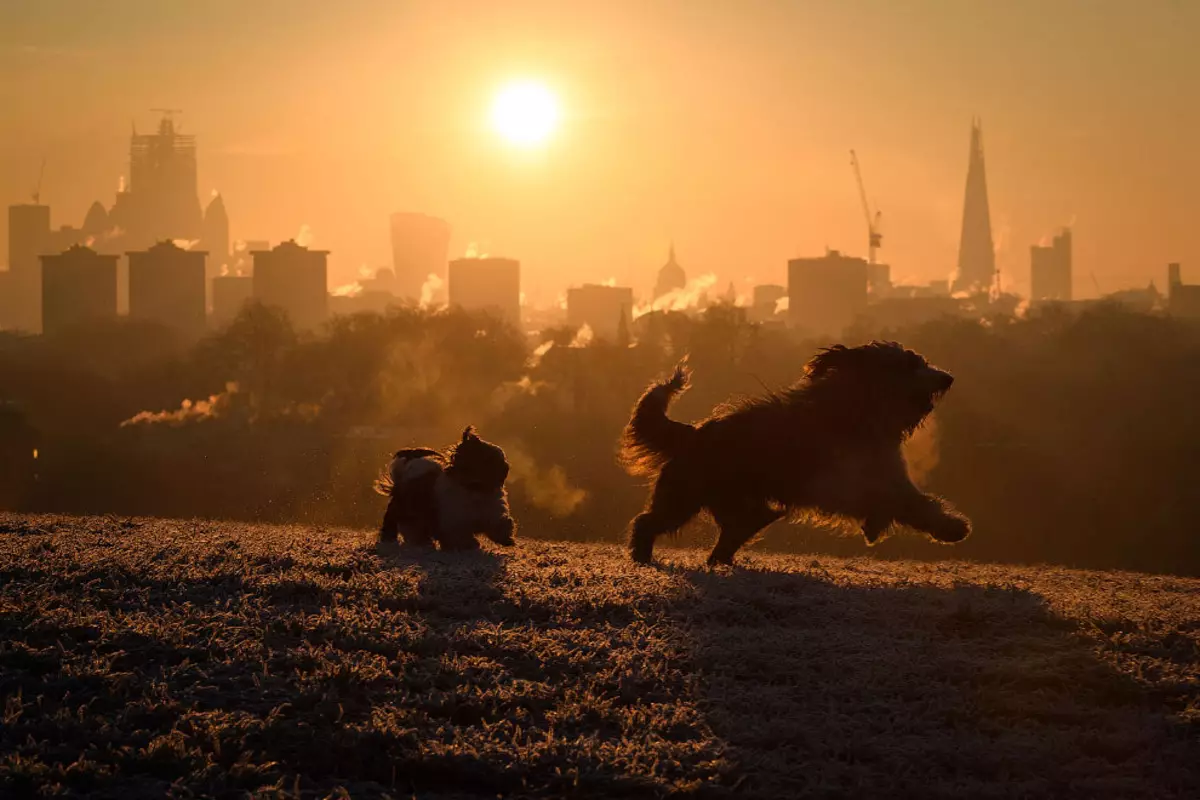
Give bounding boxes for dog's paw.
[929,513,971,544]
[630,543,655,565]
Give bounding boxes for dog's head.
[447,426,511,493]
[804,341,954,436]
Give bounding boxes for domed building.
[653,243,686,300]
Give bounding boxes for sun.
[490,81,559,147]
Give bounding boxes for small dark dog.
[620,342,970,566]
[375,426,517,550]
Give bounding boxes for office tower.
[567,284,634,340]
[390,212,451,301]
[251,240,328,329]
[40,245,119,335]
[128,240,207,338]
[1030,228,1072,301]
[448,257,520,326]
[787,250,868,337]
[3,204,51,332]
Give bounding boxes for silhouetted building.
[953,119,996,294]
[40,245,118,335]
[202,195,230,272]
[128,113,203,244]
[788,250,868,337]
[252,240,328,330]
[861,296,966,331]
[867,262,892,297]
[654,244,686,299]
[128,240,207,337]
[448,257,520,325]
[1031,229,1072,301]
[567,284,634,340]
[750,284,786,321]
[390,213,451,301]
[211,274,253,328]
[82,201,110,239]
[3,204,51,332]
[233,240,269,275]
[1167,263,1200,319]
[359,268,397,297]
[330,291,397,318]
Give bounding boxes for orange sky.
[1,0,1197,304]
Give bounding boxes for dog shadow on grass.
[669,561,1200,799]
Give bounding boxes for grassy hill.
[1,514,1197,799]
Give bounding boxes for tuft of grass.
[1,512,1198,798]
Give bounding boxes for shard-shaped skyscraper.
[952,119,996,294]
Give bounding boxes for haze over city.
[2,0,1197,303]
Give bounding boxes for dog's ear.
[462,425,477,443]
[805,345,851,380]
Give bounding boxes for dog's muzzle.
[919,367,954,396]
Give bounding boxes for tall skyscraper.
[252,240,329,330]
[128,113,203,245]
[952,119,997,294]
[202,194,230,272]
[1030,229,1073,302]
[654,244,687,299]
[448,257,520,326]
[390,213,451,301]
[788,250,868,337]
[128,240,208,338]
[3,204,51,332]
[40,245,119,335]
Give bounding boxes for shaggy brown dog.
[375,427,516,550]
[620,342,970,566]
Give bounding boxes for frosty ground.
[1,514,1198,798]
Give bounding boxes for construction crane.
[850,149,882,264]
[31,157,45,205]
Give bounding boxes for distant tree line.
[2,300,1198,576]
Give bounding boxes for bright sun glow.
[490,81,559,147]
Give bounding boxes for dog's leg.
[708,502,784,567]
[629,467,701,564]
[888,482,970,543]
[378,496,404,544]
[483,514,516,547]
[861,513,893,545]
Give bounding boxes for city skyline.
[1,1,1198,303]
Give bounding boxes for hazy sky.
[1,0,1197,302]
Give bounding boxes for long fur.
[620,341,971,566]
[377,427,516,550]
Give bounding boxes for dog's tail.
[374,448,444,496]
[619,360,696,476]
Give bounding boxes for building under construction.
[112,112,204,247]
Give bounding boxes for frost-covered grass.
[1,513,1197,798]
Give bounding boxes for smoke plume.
[121,383,239,428]
[296,224,314,248]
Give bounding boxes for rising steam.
[121,383,239,427]
[419,273,444,309]
[296,224,314,248]
[568,323,594,348]
[505,442,587,516]
[632,272,718,319]
[903,413,940,486]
